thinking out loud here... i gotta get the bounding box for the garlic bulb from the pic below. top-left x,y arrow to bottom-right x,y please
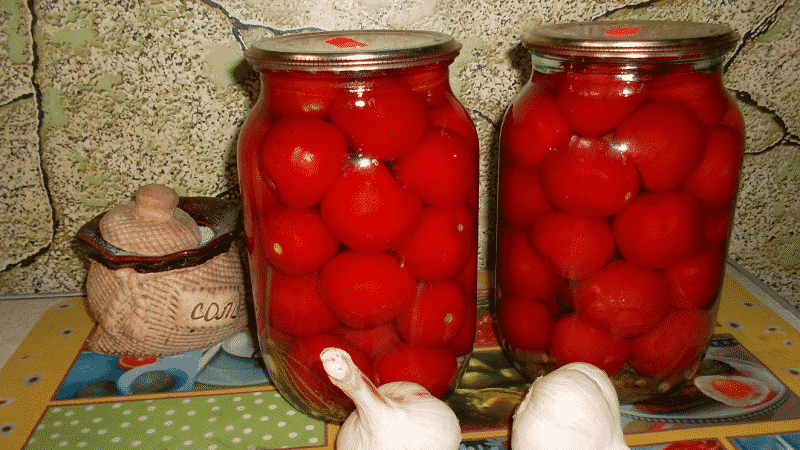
320,347 -> 462,450
511,362 -> 630,450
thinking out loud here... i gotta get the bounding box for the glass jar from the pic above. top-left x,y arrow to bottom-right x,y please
495,21 -> 743,404
238,30 -> 479,422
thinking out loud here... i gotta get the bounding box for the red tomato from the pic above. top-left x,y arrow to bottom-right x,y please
500,85 -> 572,171
264,72 -> 339,118
394,206 -> 473,281
372,344 -> 458,397
629,309 -> 714,378
319,251 -> 416,329
663,439 -> 723,450
548,313 -> 629,375
498,164 -> 553,229
398,63 -> 451,107
540,136 -> 640,217
574,260 -> 670,338
284,333 -> 372,409
258,115 -> 349,209
651,69 -> 728,128
498,229 -> 561,301
454,245 -> 478,302
555,71 -> 648,137
719,94 -> 746,138
448,289 -> 477,356
329,82 -> 428,161
428,99 -> 480,150
321,157 -> 422,253
703,208 -> 733,247
615,102 -> 706,192
393,127 -> 477,209
497,294 -> 554,352
529,210 -> 616,280
117,357 -> 158,370
613,191 -> 703,269
331,323 -> 401,357
664,246 -> 725,310
395,280 -> 468,347
269,272 -> 339,336
238,112 -> 279,222
261,206 -> 340,275
682,126 -> 744,210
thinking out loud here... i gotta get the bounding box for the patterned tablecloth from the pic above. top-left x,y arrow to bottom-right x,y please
1,263 -> 799,450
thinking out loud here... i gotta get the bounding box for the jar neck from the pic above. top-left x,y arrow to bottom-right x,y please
530,54 -> 726,79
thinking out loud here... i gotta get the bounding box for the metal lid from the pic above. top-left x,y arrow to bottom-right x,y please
245,30 -> 462,72
522,21 -> 739,61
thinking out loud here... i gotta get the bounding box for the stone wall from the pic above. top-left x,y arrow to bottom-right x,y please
1,0 -> 799,308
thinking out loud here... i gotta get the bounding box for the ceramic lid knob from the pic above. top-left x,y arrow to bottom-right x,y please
134,184 -> 180,223
99,184 -> 202,257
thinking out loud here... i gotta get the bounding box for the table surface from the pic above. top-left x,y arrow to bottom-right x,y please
2,263 -> 800,450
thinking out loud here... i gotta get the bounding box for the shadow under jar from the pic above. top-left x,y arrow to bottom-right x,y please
238,30 -> 479,422
495,21 -> 744,404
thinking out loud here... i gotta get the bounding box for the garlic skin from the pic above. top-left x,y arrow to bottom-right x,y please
321,347 -> 462,450
511,362 -> 630,450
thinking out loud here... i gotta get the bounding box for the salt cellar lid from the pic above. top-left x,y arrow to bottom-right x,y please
77,184 -> 242,273
99,184 -> 202,257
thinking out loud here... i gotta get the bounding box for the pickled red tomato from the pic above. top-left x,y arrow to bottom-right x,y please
269,272 -> 338,336
264,73 -> 339,118
500,85 -> 572,171
703,209 -> 733,247
331,323 -> 401,357
498,165 -> 552,229
321,157 -> 421,253
719,94 -> 746,138
529,210 -> 616,280
651,69 -> 729,128
615,102 -> 706,192
540,136 -> 640,217
285,333 -> 373,405
682,126 -> 744,210
664,246 -> 725,310
629,309 -> 714,378
498,229 -> 560,301
448,292 -> 477,356
398,63 -> 452,107
613,191 -> 703,270
395,280 -> 468,347
455,245 -> 479,301
393,127 -> 477,209
428,99 -> 480,150
574,260 -> 670,338
497,294 -> 554,352
555,71 -> 649,137
372,344 -> 458,398
394,206 -> 473,281
319,250 -> 416,329
238,113 -> 279,221
261,207 -> 340,275
548,313 -> 630,375
329,81 -> 428,161
259,115 -> 349,209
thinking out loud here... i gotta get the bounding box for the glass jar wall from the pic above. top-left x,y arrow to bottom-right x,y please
495,21 -> 744,404
238,30 -> 479,422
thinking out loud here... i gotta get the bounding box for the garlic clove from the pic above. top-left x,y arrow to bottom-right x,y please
511,363 -> 630,450
321,347 -> 462,450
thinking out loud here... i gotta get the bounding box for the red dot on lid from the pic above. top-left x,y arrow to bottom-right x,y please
606,27 -> 641,37
326,37 -> 368,48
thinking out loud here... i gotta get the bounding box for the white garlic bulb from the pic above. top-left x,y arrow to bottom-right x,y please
511,362 -> 630,450
320,347 -> 462,450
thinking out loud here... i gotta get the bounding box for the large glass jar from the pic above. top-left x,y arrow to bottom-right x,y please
238,30 -> 479,422
495,21 -> 743,404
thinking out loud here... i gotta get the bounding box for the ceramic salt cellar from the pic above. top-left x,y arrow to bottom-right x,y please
77,184 -> 247,358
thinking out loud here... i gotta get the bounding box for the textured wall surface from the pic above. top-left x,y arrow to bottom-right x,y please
1,0 -> 799,309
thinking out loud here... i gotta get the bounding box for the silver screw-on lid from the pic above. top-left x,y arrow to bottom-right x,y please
245,30 -> 462,72
522,21 -> 739,61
